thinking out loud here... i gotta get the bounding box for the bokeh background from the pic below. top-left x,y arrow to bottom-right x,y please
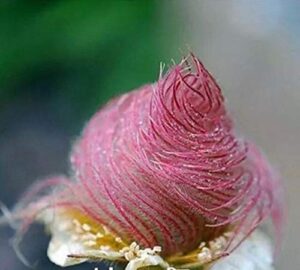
0,1 -> 299,269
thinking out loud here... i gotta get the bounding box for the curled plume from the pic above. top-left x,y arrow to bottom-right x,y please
5,54 -> 283,260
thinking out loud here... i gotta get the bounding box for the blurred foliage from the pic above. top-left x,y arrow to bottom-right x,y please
0,0 -> 177,132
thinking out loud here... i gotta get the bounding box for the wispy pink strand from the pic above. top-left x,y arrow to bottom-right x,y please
10,54 -> 283,257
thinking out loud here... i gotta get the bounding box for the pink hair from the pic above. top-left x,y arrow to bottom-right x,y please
6,54 -> 283,256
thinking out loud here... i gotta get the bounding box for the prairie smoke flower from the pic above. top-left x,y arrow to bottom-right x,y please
1,54 -> 283,270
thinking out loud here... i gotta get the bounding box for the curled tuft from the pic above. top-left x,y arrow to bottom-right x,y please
4,54 -> 283,257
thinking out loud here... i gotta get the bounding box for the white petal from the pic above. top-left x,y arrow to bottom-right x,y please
210,230 -> 274,270
47,236 -> 88,266
40,209 -> 124,266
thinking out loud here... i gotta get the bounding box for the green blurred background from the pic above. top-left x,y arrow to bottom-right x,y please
1,1 -> 300,269
0,1 -> 180,132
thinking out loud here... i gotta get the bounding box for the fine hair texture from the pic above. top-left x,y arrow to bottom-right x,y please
6,54 -> 283,257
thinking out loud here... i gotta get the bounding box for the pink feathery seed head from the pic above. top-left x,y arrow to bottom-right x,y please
68,54 -> 283,254
9,54 -> 283,258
